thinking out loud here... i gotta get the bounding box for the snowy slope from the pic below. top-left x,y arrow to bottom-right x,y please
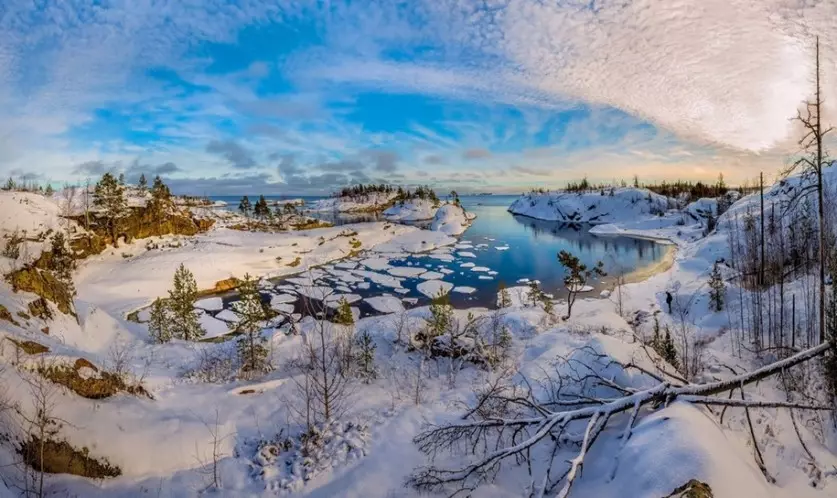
429,203 -> 476,235
508,187 -> 672,223
382,198 -> 438,221
308,192 -> 396,213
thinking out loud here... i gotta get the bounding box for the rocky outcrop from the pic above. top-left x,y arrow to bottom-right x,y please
663,479 -> 713,498
7,267 -> 75,316
71,205 -> 214,256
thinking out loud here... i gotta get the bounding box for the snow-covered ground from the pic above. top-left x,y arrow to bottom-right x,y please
508,187 -> 671,223
308,192 -> 396,213
0,182 -> 835,498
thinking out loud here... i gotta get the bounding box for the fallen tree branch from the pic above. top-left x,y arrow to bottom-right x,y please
408,340 -> 834,496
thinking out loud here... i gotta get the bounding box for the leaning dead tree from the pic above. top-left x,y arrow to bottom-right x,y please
783,36 -> 834,344
407,340 -> 834,498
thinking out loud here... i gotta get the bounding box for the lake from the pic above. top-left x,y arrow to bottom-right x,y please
210,195 -> 669,315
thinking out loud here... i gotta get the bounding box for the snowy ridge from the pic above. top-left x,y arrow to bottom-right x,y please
308,191 -> 396,213
508,187 -> 671,224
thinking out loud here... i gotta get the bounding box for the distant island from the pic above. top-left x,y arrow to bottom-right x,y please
475,192 -> 493,196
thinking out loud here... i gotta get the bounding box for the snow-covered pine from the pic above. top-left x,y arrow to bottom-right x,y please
168,263 -> 204,340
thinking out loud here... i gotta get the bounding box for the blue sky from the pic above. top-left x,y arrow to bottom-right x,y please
0,1 -> 835,195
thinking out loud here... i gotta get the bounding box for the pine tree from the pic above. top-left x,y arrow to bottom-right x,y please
43,184 -> 54,196
661,326 -> 679,369
234,274 -> 271,377
148,298 -> 171,343
497,281 -> 511,308
93,172 -> 128,246
238,196 -> 252,219
3,177 -> 14,191
558,250 -> 606,318
168,264 -> 204,340
708,263 -> 725,312
138,173 -> 148,193
253,195 -> 269,219
333,297 -> 354,326
354,330 -> 377,382
47,232 -> 76,296
118,173 -> 125,185
426,291 -> 452,340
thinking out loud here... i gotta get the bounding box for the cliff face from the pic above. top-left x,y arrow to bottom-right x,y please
6,206 -> 214,318
71,205 -> 214,254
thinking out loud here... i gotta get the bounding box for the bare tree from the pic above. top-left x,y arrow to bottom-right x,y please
194,409 -> 228,492
408,340 -> 835,497
784,36 -> 834,344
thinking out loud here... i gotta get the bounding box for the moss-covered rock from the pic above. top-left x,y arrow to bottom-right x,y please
19,437 -> 121,479
27,297 -> 53,321
7,338 -> 49,355
0,304 -> 20,326
7,267 -> 75,316
37,360 -> 149,400
70,206 -> 214,257
197,276 -> 240,297
663,479 -> 713,498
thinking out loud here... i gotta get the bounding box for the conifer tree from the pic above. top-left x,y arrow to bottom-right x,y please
253,195 -> 269,219
333,297 -> 354,327
3,177 -> 14,190
234,274 -> 271,377
168,263 -> 203,340
47,232 -> 76,296
558,250 -> 606,318
426,291 -> 452,340
497,281 -> 511,308
708,262 -> 725,312
148,298 -> 171,343
44,184 -> 54,197
118,173 -> 125,185
93,172 -> 128,246
138,173 -> 148,193
238,195 -> 252,219
354,330 -> 377,382
661,325 -> 679,369
333,297 -> 356,376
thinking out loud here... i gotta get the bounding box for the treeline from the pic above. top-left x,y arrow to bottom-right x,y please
532,174 -> 757,199
336,183 -> 440,204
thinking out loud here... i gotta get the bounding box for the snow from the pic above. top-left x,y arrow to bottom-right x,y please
214,309 -> 240,323
269,294 -> 297,306
457,251 -> 476,258
1,176 -> 836,498
470,266 -> 491,272
308,191 -> 396,213
363,296 -> 405,314
508,187 -> 670,224
430,203 -> 475,235
194,297 -> 224,312
386,266 -> 427,278
199,313 -> 233,338
416,280 -> 454,298
352,270 -> 404,289
460,262 -> 476,268
361,257 -> 392,271
382,198 -> 437,221
419,271 -> 444,280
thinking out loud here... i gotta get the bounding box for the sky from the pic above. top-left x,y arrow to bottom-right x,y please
0,1 -> 836,196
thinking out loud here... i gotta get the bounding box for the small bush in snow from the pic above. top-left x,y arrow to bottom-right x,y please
354,330 -> 377,382
254,420 -> 369,493
2,229 -> 24,259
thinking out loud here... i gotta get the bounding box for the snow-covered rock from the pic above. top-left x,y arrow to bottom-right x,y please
308,191 -> 395,213
383,198 -> 437,221
430,203 -> 475,235
508,187 -> 671,223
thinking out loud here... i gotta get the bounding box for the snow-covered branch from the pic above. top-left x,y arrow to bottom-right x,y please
408,340 -> 834,496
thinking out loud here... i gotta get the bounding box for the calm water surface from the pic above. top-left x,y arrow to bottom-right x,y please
210,195 -> 667,314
